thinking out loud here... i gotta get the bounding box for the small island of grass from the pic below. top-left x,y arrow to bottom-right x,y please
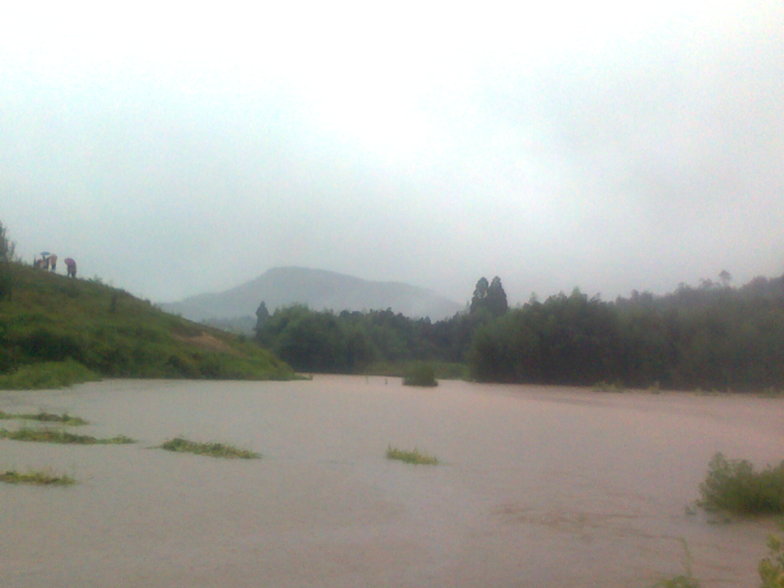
386,445 -> 440,465
0,469 -> 75,486
0,428 -> 134,445
158,437 -> 260,459
0,411 -> 88,425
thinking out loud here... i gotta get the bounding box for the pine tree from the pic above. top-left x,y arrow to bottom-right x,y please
470,277 -> 489,314
486,276 -> 509,316
254,301 -> 270,339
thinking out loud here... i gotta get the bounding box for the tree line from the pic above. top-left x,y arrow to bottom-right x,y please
255,273 -> 784,392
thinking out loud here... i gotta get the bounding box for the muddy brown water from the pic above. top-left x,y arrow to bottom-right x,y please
0,376 -> 781,587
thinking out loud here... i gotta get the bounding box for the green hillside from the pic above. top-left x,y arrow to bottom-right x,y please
0,263 -> 294,389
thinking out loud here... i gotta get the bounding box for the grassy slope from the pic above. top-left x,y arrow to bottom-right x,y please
0,263 -> 294,388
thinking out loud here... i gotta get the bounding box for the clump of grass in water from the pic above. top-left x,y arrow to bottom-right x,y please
698,452 -> 784,515
0,428 -> 134,445
158,437 -> 260,459
0,469 -> 75,486
0,411 -> 88,425
386,445 -> 439,465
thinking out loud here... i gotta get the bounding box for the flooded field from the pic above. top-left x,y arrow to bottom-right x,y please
0,376 -> 781,587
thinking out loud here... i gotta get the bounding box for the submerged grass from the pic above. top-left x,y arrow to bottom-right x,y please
0,469 -> 75,486
158,437 -> 260,459
386,445 -> 440,465
0,428 -> 134,445
0,411 -> 88,425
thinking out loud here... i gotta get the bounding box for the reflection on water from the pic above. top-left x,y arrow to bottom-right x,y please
0,376 -> 780,587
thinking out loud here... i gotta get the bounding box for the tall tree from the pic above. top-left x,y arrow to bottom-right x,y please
0,221 -> 14,300
254,301 -> 270,340
470,277 -> 489,315
471,276 -> 508,317
486,276 -> 509,316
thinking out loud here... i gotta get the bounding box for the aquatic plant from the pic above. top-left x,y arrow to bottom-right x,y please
0,428 -> 134,445
0,411 -> 88,425
158,437 -> 260,459
386,445 -> 439,465
0,469 -> 75,486
699,452 -> 784,515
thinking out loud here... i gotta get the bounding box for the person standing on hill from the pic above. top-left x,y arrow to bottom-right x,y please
65,257 -> 77,278
48,253 -> 57,271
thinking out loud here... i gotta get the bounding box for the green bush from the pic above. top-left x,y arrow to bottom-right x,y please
760,531 -> 784,587
699,453 -> 784,514
403,362 -> 437,387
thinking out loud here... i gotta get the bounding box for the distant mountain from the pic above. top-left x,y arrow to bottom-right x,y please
160,267 -> 464,323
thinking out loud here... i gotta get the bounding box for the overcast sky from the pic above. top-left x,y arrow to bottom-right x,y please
2,1 -> 783,307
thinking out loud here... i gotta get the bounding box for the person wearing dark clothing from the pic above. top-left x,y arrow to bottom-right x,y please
65,258 -> 77,278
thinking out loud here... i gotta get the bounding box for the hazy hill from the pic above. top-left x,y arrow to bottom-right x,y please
0,263 -> 293,387
161,267 -> 464,323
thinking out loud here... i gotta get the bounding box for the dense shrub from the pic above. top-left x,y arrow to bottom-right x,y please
760,531 -> 784,587
699,453 -> 784,514
403,362 -> 437,387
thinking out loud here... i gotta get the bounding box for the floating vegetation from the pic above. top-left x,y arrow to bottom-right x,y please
0,411 -> 88,425
158,437 -> 260,459
386,445 -> 439,465
0,428 -> 134,445
0,469 -> 76,486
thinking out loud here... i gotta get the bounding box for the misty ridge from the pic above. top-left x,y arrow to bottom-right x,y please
160,266 -> 464,327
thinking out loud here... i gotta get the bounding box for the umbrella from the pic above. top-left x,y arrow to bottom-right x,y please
64,258 -> 75,265
40,251 -> 51,257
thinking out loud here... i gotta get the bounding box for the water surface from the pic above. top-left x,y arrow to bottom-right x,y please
1,376 -> 781,587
